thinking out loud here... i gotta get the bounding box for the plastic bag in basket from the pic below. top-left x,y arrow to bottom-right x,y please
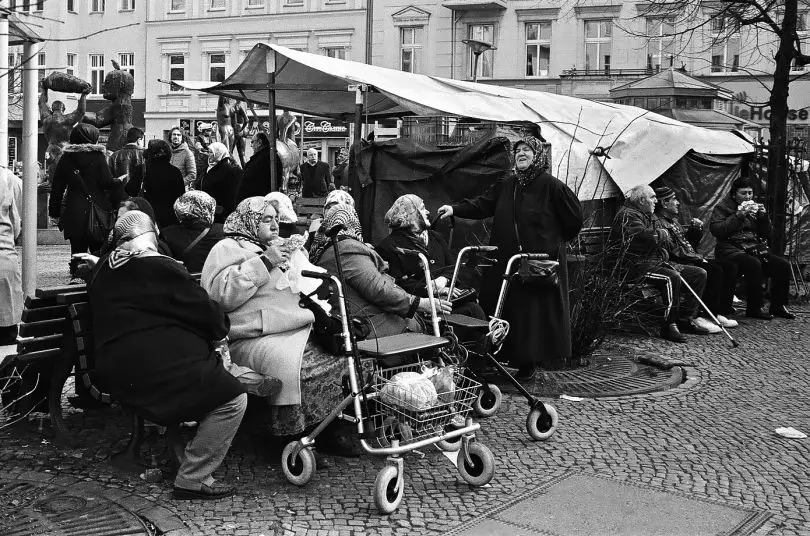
379,371 -> 437,411
428,366 -> 456,405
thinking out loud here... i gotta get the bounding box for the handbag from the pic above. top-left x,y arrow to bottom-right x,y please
512,181 -> 560,288
299,289 -> 370,354
74,169 -> 115,243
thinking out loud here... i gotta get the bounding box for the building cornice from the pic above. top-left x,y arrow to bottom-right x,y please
145,9 -> 366,25
573,4 -> 623,18
515,7 -> 561,21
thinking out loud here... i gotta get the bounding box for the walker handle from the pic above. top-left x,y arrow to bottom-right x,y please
523,253 -> 550,261
474,246 -> 498,253
301,270 -> 331,281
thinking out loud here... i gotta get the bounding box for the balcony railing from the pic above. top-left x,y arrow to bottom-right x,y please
560,67 -> 660,78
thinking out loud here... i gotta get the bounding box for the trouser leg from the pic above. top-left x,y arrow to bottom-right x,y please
710,259 -> 739,315
765,255 -> 792,309
174,393 -> 247,490
678,265 -> 707,320
731,254 -> 764,313
642,267 -> 681,324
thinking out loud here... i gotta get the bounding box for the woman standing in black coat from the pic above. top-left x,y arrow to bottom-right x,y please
196,142 -> 240,223
438,136 -> 583,376
127,139 -> 185,228
49,124 -> 121,281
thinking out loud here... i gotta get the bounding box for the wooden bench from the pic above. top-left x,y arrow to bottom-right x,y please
293,196 -> 327,223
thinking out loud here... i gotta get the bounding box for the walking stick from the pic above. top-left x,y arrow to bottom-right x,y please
668,264 -> 739,348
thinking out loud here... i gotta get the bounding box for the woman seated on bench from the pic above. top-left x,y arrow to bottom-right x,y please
162,191 -> 225,273
202,197 -> 352,448
89,210 -> 247,500
375,194 -> 486,320
310,204 -> 451,338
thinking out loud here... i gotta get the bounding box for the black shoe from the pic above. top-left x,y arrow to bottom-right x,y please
173,482 -> 236,500
745,308 -> 773,320
660,323 -> 687,343
770,306 -> 796,320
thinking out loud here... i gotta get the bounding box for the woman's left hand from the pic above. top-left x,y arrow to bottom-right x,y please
262,244 -> 285,267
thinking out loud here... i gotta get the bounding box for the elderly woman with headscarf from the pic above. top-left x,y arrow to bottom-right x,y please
376,194 -> 486,320
125,139 -> 186,228
202,197 -> 353,451
196,142 -> 241,224
89,211 -> 247,500
161,191 -> 226,272
438,136 -> 583,377
49,123 -> 123,282
312,204 -> 451,338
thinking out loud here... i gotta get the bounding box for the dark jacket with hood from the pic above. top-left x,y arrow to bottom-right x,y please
49,124 -> 121,240
236,146 -> 281,202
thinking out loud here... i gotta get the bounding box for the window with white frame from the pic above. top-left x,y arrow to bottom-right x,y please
169,54 -> 185,90
120,0 -> 134,10
37,52 -> 46,83
91,0 -> 105,12
584,19 -> 611,72
169,0 -> 185,12
11,1 -> 44,11
208,53 -> 226,82
709,15 -> 740,73
90,54 -> 105,94
67,0 -> 76,12
285,0 -> 303,6
66,53 -> 76,76
468,24 -> 494,79
209,0 -> 225,9
7,53 -> 21,94
119,53 -> 135,78
525,22 -> 551,77
400,27 -> 422,73
323,47 -> 346,60
646,18 -> 674,71
792,12 -> 808,72
246,0 -> 264,6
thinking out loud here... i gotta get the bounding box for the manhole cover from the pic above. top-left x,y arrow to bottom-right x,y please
495,354 -> 683,397
0,480 -> 151,536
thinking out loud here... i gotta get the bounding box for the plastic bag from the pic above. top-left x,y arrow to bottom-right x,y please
380,371 -> 437,411
429,366 -> 456,405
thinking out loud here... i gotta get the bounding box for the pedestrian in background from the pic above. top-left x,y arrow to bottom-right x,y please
168,126 -> 196,190
301,148 -> 333,197
109,127 -> 145,184
197,142 -> 240,224
236,132 -> 273,201
135,139 -> 185,228
0,166 -> 22,345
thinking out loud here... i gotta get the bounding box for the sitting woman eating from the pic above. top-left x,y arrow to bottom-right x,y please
201,197 -> 351,448
375,194 -> 486,320
311,204 -> 451,338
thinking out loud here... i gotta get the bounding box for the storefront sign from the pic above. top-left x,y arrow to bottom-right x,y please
744,107 -> 810,122
303,119 -> 349,138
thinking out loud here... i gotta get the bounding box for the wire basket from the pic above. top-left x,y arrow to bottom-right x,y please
367,362 -> 480,446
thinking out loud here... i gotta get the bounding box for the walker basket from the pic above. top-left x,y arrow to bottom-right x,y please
368,363 -> 479,445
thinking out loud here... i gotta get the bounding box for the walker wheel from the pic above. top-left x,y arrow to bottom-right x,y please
457,442 -> 495,486
281,441 -> 316,486
373,464 -> 404,514
473,384 -> 502,418
526,403 -> 558,441
435,422 -> 463,452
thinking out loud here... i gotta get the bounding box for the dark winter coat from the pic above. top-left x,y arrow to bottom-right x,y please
301,161 -> 332,197
452,170 -> 583,370
48,143 -> 121,240
196,158 -> 241,223
236,147 -> 274,202
109,143 -> 144,182
609,205 -> 670,272
129,158 -> 185,228
161,222 -> 225,273
89,254 -> 244,426
316,237 -> 420,338
710,196 -> 770,259
331,162 -> 348,190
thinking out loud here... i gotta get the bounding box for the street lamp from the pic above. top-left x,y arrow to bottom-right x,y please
462,38 -> 496,83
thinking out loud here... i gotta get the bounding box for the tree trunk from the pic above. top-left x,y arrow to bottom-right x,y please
766,0 -> 799,255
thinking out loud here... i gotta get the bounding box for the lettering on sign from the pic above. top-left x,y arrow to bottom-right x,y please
303,120 -> 348,136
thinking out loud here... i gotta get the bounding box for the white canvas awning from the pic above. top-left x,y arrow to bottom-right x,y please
172,43 -> 754,200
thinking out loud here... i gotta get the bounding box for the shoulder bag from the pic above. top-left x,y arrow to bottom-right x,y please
74,169 -> 115,243
180,227 -> 211,257
512,180 -> 559,288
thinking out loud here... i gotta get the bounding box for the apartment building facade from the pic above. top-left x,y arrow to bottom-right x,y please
371,0 -> 810,138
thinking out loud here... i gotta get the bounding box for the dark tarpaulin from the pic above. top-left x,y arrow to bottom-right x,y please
354,136 -> 513,245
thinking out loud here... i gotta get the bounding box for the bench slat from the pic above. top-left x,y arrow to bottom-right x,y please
57,291 -> 89,305
21,304 -> 69,322
18,334 -> 64,353
13,348 -> 62,364
18,318 -> 68,338
36,284 -> 87,298
68,302 -> 91,319
24,295 -> 59,309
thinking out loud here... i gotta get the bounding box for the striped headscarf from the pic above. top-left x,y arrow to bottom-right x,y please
108,211 -> 159,270
173,190 -> 216,226
309,204 -> 364,264
223,196 -> 271,248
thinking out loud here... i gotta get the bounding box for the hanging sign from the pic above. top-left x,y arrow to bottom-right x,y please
303,119 -> 349,138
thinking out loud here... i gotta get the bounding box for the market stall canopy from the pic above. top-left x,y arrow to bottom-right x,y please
172,43 -> 754,200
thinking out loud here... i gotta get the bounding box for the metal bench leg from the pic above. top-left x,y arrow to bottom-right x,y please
110,411 -> 146,473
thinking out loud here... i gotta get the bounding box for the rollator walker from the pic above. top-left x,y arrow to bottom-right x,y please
281,226 -> 495,514
438,246 -> 560,441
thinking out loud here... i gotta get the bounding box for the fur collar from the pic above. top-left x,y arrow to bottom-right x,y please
63,143 -> 107,154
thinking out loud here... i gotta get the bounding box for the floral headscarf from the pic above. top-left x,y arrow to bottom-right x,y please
265,191 -> 298,224
207,142 -> 230,171
323,189 -> 354,211
174,190 -> 216,226
223,196 -> 271,248
513,136 -> 549,187
309,204 -> 364,264
384,194 -> 428,232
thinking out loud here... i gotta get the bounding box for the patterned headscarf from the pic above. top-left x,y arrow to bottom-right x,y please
108,211 -> 159,270
174,190 -> 216,226
513,136 -> 549,187
265,191 -> 298,224
309,204 -> 364,265
323,189 -> 354,211
384,194 -> 427,233
223,196 -> 271,248
207,142 -> 230,171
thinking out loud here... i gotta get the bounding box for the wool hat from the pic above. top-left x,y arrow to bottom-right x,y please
654,186 -> 676,202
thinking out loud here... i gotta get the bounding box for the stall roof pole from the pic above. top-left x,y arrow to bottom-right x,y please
267,50 -> 278,193
21,40 -> 41,296
0,12 -> 9,167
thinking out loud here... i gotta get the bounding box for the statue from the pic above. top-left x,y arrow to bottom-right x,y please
39,74 -> 91,186
215,96 -> 235,158
82,60 -> 135,152
215,96 -> 250,168
275,111 -> 301,194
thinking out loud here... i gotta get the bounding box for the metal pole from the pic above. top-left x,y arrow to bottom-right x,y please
21,40 -> 41,296
0,10 -> 9,168
365,0 -> 374,64
267,50 -> 278,192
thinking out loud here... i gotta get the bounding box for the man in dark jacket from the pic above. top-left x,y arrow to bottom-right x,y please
610,184 -> 711,342
301,148 -> 334,197
109,127 -> 144,184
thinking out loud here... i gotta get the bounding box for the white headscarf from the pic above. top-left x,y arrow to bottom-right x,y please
207,142 -> 230,171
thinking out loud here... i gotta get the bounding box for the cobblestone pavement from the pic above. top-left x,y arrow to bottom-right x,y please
1,247 -> 808,535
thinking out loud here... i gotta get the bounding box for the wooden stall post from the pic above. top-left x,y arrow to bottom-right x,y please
266,50 -> 278,192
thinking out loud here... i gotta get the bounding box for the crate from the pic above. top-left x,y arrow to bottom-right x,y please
401,116 -> 497,147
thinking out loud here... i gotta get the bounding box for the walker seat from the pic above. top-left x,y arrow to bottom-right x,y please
443,314 -> 490,330
356,333 -> 448,358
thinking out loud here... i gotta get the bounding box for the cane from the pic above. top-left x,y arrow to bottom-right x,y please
667,264 -> 739,348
